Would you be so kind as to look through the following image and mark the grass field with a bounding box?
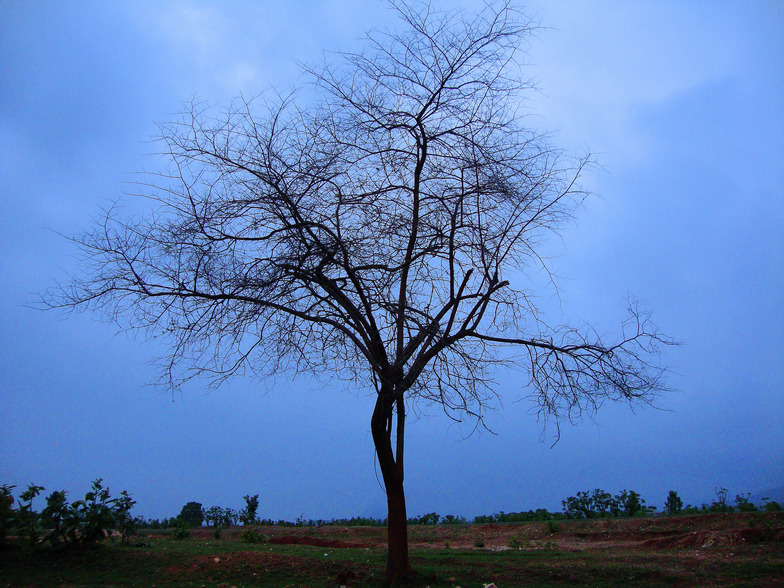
[2,512,782,586]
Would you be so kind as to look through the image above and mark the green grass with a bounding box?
[2,514,782,587]
[0,540,666,587]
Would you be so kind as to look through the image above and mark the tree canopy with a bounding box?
[46,0,672,580]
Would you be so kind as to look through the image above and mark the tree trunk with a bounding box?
[371,392,412,583]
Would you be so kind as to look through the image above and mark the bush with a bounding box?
[171,521,190,540]
[41,489,75,545]
[509,536,525,549]
[0,485,16,544]
[16,484,45,546]
[71,479,119,544]
[241,527,267,543]
[2,478,137,548]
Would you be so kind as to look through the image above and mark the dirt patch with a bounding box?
[268,535,379,549]
[640,526,784,549]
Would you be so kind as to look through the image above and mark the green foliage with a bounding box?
[70,479,118,544]
[41,489,76,546]
[562,489,647,519]
[239,494,259,526]
[547,520,560,535]
[473,509,553,523]
[708,487,733,513]
[2,478,138,548]
[664,490,683,514]
[170,521,190,540]
[0,484,15,544]
[241,527,268,543]
[114,491,139,544]
[735,493,757,512]
[408,512,440,525]
[763,500,781,512]
[204,506,236,528]
[440,514,467,525]
[177,502,205,527]
[16,484,45,546]
[508,536,525,549]
[562,490,600,519]
[618,490,646,516]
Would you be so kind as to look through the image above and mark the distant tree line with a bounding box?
[4,480,781,547]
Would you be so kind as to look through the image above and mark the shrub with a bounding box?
[241,527,267,543]
[547,520,560,535]
[70,479,119,544]
[509,536,526,549]
[171,521,190,540]
[16,484,45,546]
[41,489,75,546]
[11,479,138,547]
[114,490,139,544]
[0,485,15,544]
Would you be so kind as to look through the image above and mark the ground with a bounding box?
[1,512,782,586]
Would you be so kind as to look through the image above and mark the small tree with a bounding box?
[114,491,139,544]
[239,494,260,526]
[735,493,756,512]
[618,490,645,517]
[664,490,683,515]
[709,487,732,513]
[204,506,223,528]
[177,502,205,528]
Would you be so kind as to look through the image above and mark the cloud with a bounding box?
[526,1,749,163]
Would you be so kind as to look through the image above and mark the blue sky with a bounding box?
[1,0,782,521]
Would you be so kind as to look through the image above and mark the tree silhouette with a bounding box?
[45,1,672,580]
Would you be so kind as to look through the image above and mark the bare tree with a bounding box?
[45,1,672,581]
